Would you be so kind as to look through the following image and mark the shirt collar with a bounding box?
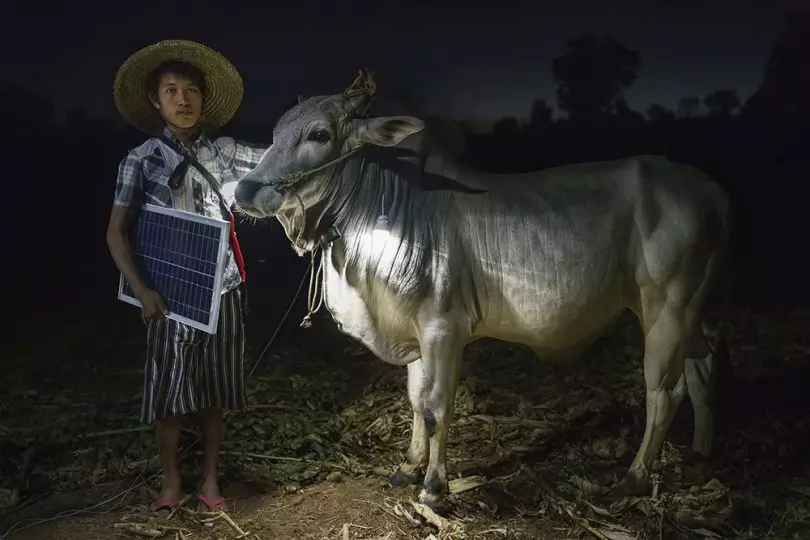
[160,125,211,153]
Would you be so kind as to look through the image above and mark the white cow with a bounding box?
[234,71,730,506]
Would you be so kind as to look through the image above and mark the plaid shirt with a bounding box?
[114,126,268,293]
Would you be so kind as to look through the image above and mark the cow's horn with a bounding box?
[343,69,378,116]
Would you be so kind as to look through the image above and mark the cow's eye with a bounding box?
[307,129,330,143]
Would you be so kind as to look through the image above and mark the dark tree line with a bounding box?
[3,10,808,310]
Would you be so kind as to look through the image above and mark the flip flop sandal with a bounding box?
[148,493,191,517]
[196,494,228,512]
[148,499,181,517]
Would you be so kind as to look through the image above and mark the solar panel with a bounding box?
[117,203,230,334]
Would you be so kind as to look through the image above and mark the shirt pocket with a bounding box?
[142,164,176,208]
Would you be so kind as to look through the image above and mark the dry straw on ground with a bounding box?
[2,310,810,539]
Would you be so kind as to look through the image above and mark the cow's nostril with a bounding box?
[235,179,263,204]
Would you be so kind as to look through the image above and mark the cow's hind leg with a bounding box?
[389,358,430,487]
[616,302,692,495]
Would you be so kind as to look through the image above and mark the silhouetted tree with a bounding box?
[704,89,741,116]
[613,97,645,125]
[552,34,641,121]
[529,98,552,126]
[677,96,703,118]
[646,103,674,123]
[493,116,520,139]
[745,10,810,117]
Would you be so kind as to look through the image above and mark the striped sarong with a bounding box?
[140,287,246,424]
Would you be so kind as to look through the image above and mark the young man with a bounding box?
[106,39,268,515]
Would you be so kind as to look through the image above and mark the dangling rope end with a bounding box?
[300,246,326,329]
[300,313,313,328]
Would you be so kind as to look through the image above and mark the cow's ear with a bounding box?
[351,116,425,147]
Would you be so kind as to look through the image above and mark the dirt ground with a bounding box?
[2,299,810,539]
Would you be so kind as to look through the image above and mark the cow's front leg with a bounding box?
[417,318,465,506]
[389,358,429,486]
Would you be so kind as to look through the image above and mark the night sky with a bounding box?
[3,0,803,124]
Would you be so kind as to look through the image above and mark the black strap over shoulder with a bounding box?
[159,135,231,220]
[158,135,251,316]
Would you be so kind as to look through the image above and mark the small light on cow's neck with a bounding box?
[372,191,391,242]
[372,214,391,242]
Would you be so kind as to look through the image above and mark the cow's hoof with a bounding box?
[418,488,445,508]
[612,473,650,497]
[389,468,421,487]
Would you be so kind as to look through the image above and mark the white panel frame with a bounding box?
[117,203,231,334]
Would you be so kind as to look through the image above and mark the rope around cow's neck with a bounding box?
[288,192,325,328]
[286,147,369,328]
[300,247,325,328]
[287,145,366,254]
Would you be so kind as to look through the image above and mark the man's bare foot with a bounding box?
[149,474,182,515]
[197,475,226,511]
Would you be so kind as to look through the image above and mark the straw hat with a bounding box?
[113,39,243,136]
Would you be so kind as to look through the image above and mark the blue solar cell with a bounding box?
[118,204,230,334]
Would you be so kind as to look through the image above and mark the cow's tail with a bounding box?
[701,319,731,373]
[701,318,733,439]
[698,173,734,444]
[704,168,734,384]
[699,179,734,439]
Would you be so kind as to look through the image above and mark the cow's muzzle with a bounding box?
[234,178,284,217]
[234,178,263,205]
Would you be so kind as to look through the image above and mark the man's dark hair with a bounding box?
[147,60,207,99]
